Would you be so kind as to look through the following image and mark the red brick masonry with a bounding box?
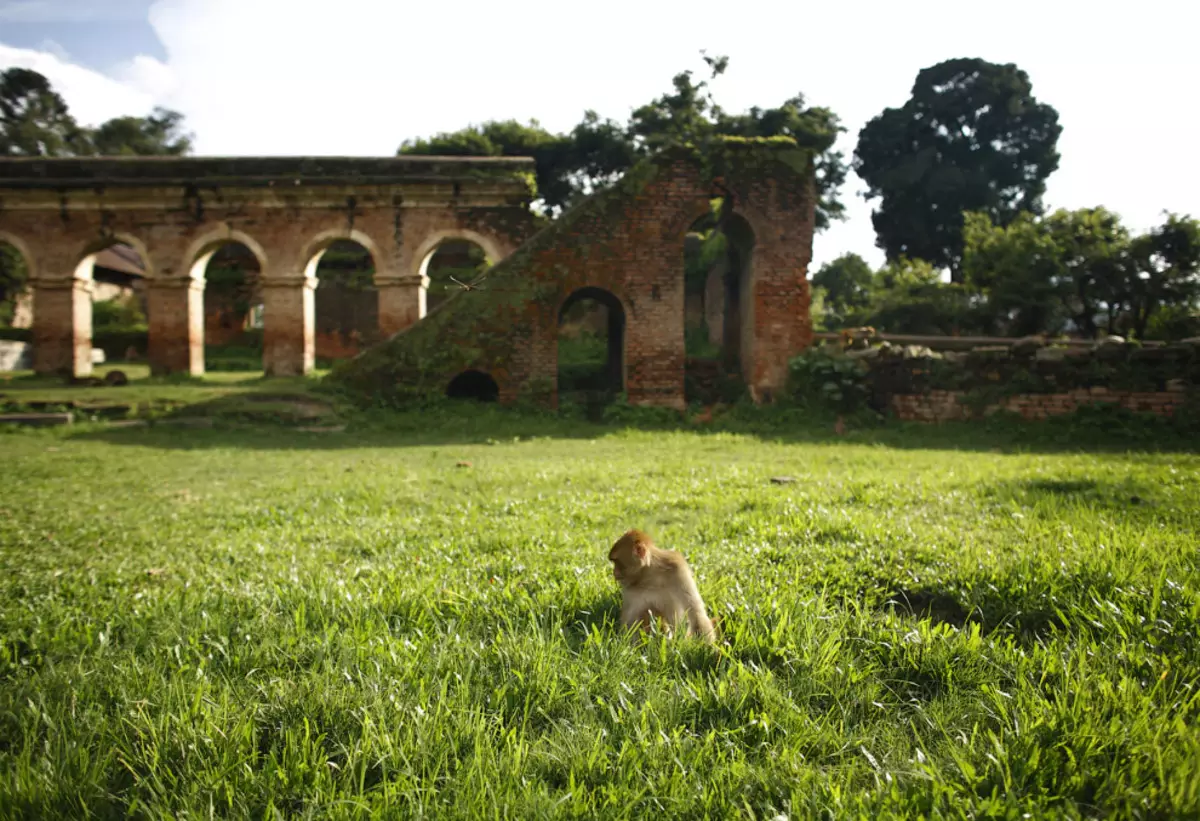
[891,386,1188,422]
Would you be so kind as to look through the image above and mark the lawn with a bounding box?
[1,405,1198,819]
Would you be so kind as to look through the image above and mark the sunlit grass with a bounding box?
[1,414,1198,818]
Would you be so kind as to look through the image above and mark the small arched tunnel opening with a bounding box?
[311,239,378,363]
[423,240,490,314]
[683,200,755,403]
[446,369,499,402]
[557,286,625,406]
[0,240,31,336]
[84,241,149,367]
[201,242,262,371]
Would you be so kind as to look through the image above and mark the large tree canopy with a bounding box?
[854,57,1063,281]
[0,67,88,156]
[0,67,193,157]
[962,207,1200,339]
[811,253,874,319]
[398,55,848,228]
[88,107,193,156]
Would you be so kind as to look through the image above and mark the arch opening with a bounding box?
[200,242,263,371]
[83,241,149,367]
[683,199,755,403]
[0,239,31,335]
[557,286,625,407]
[422,239,490,314]
[446,369,499,402]
[310,239,378,362]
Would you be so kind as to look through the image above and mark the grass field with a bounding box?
[1,402,1199,819]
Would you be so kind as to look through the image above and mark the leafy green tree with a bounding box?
[398,54,848,227]
[87,107,193,156]
[811,253,873,321]
[1128,213,1200,339]
[1043,207,1132,336]
[854,58,1063,281]
[398,119,575,213]
[962,210,1073,335]
[0,67,88,156]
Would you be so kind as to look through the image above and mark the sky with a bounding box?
[1,0,1198,271]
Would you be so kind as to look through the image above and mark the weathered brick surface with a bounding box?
[891,390,1188,422]
[334,142,818,409]
[31,277,92,376]
[146,278,204,375]
[0,157,535,377]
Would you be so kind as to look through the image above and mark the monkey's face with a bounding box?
[608,534,648,586]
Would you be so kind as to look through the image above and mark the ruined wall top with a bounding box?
[0,155,536,190]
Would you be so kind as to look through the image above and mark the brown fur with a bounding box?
[608,529,716,643]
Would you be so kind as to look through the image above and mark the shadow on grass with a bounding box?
[59,406,1200,456]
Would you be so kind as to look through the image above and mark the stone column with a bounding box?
[147,276,205,376]
[376,273,428,337]
[31,276,93,377]
[262,274,315,376]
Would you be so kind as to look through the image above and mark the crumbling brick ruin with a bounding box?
[332,139,819,409]
[1,138,819,409]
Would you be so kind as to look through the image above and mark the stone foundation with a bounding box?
[892,387,1189,422]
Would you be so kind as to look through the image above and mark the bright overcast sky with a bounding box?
[1,0,1197,271]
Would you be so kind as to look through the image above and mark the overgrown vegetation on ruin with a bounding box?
[1,408,1198,818]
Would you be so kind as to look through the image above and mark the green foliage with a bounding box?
[1,68,193,158]
[0,242,29,326]
[859,280,984,335]
[962,208,1200,339]
[812,253,873,321]
[854,58,1063,280]
[398,53,844,228]
[787,346,871,414]
[1128,213,1200,339]
[399,119,569,211]
[86,107,193,156]
[0,67,89,156]
[91,295,147,331]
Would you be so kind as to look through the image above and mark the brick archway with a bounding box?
[557,286,627,402]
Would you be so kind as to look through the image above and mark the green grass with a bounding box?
[1,406,1199,819]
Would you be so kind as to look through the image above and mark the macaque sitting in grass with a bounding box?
[607,529,717,643]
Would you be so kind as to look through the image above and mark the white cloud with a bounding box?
[0,43,155,124]
[1,0,1198,272]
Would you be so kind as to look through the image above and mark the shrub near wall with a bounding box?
[791,335,1200,423]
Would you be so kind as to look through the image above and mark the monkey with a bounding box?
[607,529,717,643]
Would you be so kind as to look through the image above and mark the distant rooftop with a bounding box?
[0,155,536,189]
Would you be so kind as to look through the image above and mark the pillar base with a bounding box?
[147,277,205,376]
[31,277,93,378]
[262,275,316,376]
[376,274,429,337]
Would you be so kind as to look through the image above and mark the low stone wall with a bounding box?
[892,386,1189,423]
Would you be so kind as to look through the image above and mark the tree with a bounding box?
[87,107,193,156]
[397,53,849,226]
[963,210,1075,336]
[1128,213,1200,339]
[854,58,1063,281]
[0,67,88,156]
[811,253,874,320]
[399,119,575,213]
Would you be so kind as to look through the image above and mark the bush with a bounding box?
[787,347,870,414]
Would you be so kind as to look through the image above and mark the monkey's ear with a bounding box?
[634,542,646,559]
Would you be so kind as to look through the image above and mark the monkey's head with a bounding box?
[608,529,653,586]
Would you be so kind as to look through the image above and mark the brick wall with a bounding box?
[892,386,1189,422]
[333,140,818,409]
